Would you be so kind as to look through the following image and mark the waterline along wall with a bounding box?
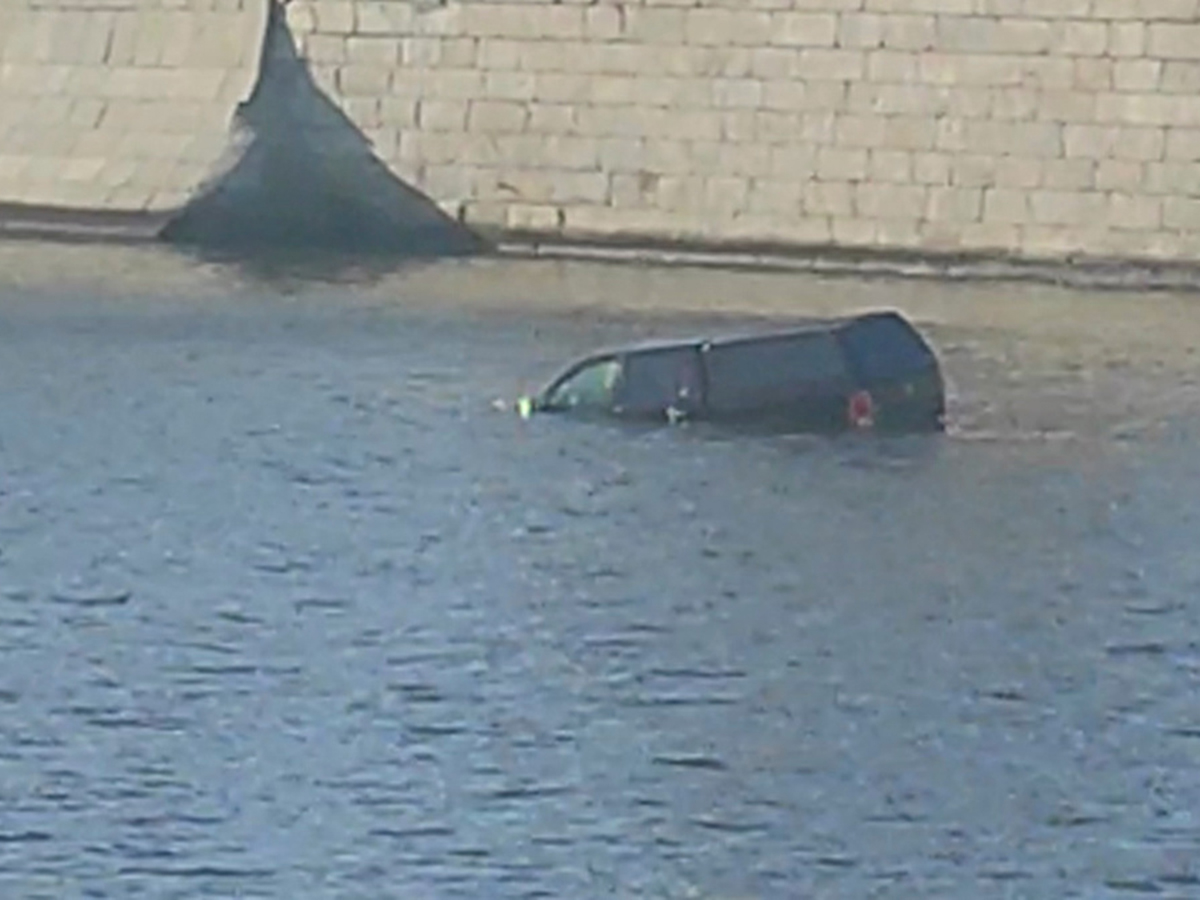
[2,0,1200,268]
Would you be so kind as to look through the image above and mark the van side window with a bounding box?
[617,348,703,415]
[704,332,847,413]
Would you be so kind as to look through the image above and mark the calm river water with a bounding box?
[1,242,1199,899]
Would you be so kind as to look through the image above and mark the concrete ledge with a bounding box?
[0,204,172,244]
[487,227,1200,293]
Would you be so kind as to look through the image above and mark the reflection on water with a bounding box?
[1,242,1199,899]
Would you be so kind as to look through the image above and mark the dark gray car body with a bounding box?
[528,311,946,434]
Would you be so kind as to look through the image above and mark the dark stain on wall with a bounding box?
[164,1,485,257]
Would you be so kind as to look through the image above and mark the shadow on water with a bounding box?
[162,1,485,261]
[171,243,459,293]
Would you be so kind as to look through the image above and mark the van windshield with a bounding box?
[542,358,622,411]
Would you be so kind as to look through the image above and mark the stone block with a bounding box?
[647,175,702,212]
[1107,22,1145,58]
[1041,159,1095,190]
[468,99,529,133]
[381,96,420,129]
[412,5,464,39]
[831,216,878,247]
[816,146,867,180]
[719,143,775,178]
[849,84,924,116]
[868,149,912,183]
[1017,0,1090,16]
[1113,60,1162,93]
[1163,197,1200,230]
[1107,193,1162,231]
[421,164,473,202]
[991,87,1039,120]
[704,176,749,214]
[1144,161,1200,196]
[886,115,939,150]
[687,9,773,47]
[539,135,600,170]
[622,8,687,44]
[1060,21,1107,56]
[962,121,1063,158]
[486,71,537,101]
[477,39,524,70]
[654,109,722,142]
[339,64,393,96]
[423,68,486,100]
[597,137,645,172]
[761,81,806,112]
[712,79,763,109]
[737,215,835,247]
[747,178,804,215]
[1165,128,1200,162]
[1095,92,1180,127]
[882,15,937,51]
[769,145,817,179]
[506,203,561,231]
[1073,59,1112,92]
[1066,125,1165,162]
[546,171,609,204]
[838,13,885,49]
[867,50,919,82]
[584,6,622,41]
[346,36,399,67]
[1148,23,1200,60]
[609,173,649,208]
[919,54,1023,88]
[355,1,412,36]
[913,152,952,185]
[835,114,888,148]
[937,16,1054,55]
[955,222,1021,251]
[528,103,576,135]
[750,48,798,80]
[1094,160,1144,191]
[804,180,854,216]
[854,183,927,219]
[802,111,839,143]
[770,13,838,48]
[1035,91,1096,123]
[343,96,382,129]
[800,48,865,80]
[1029,189,1107,226]
[951,154,999,187]
[983,187,1030,223]
[1161,62,1200,94]
[995,157,1043,187]
[533,73,590,104]
[875,218,922,247]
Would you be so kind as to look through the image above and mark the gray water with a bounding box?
[2,243,1200,899]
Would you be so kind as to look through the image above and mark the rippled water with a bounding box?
[2,243,1200,899]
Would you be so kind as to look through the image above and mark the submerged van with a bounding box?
[519,311,945,434]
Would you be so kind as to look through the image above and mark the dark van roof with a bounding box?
[586,310,919,359]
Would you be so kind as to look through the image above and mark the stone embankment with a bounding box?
[2,0,1199,279]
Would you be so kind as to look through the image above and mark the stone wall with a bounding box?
[3,0,1199,266]
[0,0,266,229]
[285,0,1200,264]
[0,0,477,252]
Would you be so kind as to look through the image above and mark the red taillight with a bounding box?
[848,390,875,429]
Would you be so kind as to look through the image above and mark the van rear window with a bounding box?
[837,313,935,381]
